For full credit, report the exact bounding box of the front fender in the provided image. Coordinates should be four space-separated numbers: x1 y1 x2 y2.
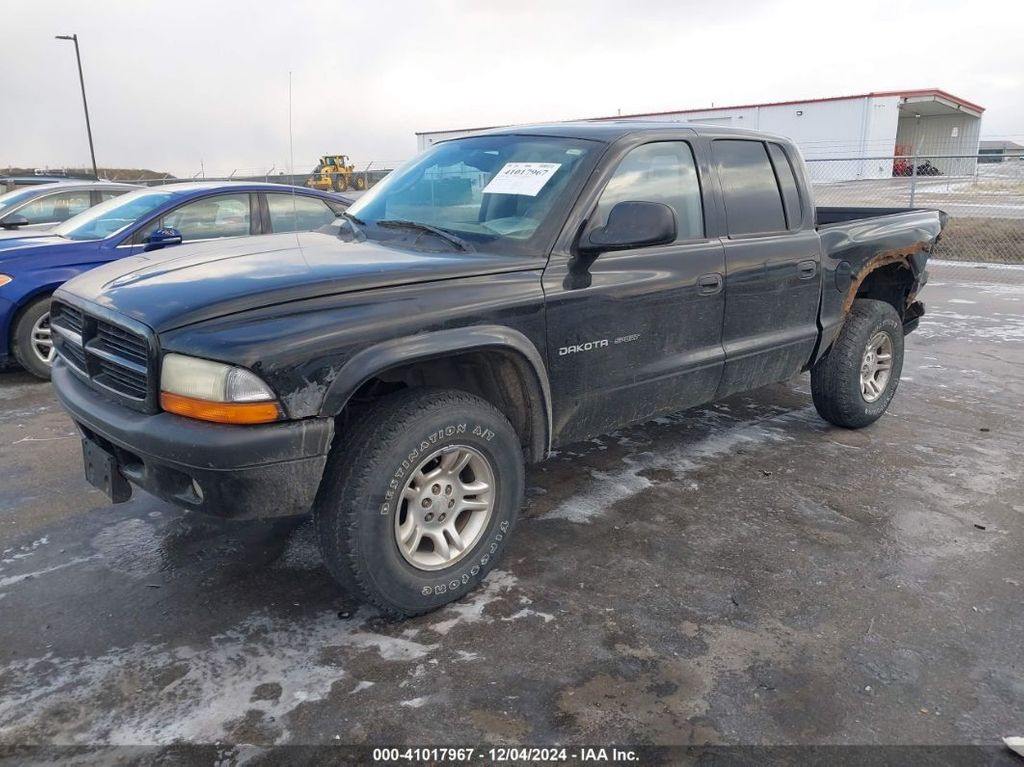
318 324 553 457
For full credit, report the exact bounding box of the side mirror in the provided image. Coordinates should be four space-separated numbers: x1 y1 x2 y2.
0 214 30 230
581 201 676 253
143 227 183 252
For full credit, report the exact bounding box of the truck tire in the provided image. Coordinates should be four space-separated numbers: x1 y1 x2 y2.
332 175 349 193
810 298 904 429
12 295 56 380
313 387 524 618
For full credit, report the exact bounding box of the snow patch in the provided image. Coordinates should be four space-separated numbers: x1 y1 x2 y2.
428 569 518 635
917 310 1024 344
0 556 99 589
501 608 555 623
0 607 435 745
542 412 799 523
1 536 49 565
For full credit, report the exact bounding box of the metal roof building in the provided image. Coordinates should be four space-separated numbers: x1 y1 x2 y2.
416 89 985 181
978 140 1024 162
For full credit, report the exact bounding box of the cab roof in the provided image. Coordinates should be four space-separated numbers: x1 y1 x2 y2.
466 119 792 145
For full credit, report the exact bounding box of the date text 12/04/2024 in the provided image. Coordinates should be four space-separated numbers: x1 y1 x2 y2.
371 746 640 762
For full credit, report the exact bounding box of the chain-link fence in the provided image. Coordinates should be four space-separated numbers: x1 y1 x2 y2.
806 153 1024 265
125 159 411 194
2 160 409 195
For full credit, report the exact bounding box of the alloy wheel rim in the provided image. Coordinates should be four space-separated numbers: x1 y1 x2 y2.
860 330 893 403
31 312 55 366
394 444 495 571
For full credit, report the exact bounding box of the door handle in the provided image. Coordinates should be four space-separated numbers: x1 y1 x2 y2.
697 273 723 295
798 260 818 279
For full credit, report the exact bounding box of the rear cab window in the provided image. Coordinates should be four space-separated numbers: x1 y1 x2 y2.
767 143 803 229
711 139 787 236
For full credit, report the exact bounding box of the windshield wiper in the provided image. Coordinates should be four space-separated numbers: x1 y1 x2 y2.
374 219 473 252
342 210 365 226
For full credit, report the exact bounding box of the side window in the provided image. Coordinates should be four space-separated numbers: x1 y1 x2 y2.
160 193 252 241
266 194 338 232
712 140 786 236
17 190 92 224
767 143 802 229
99 190 127 202
593 142 704 242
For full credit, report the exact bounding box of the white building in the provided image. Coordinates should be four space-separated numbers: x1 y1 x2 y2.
415 89 985 181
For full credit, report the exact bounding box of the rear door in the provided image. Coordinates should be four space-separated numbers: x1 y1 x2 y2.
263 192 340 233
542 138 726 444
710 139 821 397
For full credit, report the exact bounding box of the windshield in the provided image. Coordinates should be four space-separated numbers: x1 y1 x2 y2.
52 189 176 241
0 187 46 213
346 134 599 255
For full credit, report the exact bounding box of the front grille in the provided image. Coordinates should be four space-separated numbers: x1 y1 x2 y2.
61 340 88 371
94 358 149 399
51 300 154 409
95 321 148 367
53 304 84 335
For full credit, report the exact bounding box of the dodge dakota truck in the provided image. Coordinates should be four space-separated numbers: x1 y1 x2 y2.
49 123 946 617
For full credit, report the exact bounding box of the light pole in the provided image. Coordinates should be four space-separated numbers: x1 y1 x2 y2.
55 34 97 179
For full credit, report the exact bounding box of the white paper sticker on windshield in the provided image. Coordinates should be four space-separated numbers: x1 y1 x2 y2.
482 162 561 197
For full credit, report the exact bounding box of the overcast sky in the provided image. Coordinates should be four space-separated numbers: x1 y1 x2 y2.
2 0 1022 177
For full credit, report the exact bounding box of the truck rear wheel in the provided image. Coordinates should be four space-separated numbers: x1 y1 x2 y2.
810 298 904 429
313 387 524 618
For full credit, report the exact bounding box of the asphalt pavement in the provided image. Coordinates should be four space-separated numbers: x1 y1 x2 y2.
0 261 1022 755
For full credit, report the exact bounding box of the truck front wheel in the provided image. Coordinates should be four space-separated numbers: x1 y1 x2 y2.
313 387 524 618
810 298 905 429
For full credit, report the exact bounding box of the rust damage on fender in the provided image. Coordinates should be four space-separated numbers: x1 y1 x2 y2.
841 241 928 315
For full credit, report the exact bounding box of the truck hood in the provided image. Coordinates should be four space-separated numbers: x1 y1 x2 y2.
57 231 536 332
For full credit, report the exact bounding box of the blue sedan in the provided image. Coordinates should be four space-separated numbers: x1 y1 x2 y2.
0 182 350 378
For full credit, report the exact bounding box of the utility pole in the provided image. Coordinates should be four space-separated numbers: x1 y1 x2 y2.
55 34 98 178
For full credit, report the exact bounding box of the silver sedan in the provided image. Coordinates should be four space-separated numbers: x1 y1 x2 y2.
0 181 138 238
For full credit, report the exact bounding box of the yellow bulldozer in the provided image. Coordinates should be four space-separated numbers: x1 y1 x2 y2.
305 154 367 193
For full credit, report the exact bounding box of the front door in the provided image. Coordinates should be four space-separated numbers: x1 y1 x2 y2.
119 192 259 256
542 140 726 445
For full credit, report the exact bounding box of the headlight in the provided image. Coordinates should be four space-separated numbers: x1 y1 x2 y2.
0 274 12 288
159 353 281 424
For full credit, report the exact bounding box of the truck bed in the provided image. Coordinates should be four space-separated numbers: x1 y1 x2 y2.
813 205 948 353
816 206 944 228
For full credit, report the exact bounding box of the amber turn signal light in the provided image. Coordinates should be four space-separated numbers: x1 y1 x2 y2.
160 392 281 425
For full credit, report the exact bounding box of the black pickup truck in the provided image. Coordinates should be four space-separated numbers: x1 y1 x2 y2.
50 122 946 617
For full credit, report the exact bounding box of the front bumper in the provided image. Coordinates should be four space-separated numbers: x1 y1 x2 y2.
52 359 334 519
